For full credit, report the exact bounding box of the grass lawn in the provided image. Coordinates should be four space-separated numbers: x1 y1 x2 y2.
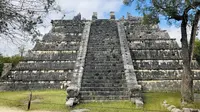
0 90 199 112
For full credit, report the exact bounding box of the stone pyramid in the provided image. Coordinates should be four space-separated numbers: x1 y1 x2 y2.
0 12 200 107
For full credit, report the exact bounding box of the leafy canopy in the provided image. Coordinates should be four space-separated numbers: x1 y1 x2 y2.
124 0 200 25
0 0 60 42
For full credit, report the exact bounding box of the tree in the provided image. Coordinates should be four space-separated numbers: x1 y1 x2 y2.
0 0 60 42
0 55 22 76
194 39 200 64
124 0 200 103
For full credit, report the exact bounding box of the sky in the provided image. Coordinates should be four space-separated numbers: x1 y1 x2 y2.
0 0 199 56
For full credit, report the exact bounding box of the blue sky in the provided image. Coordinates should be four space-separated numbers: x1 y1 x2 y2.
0 0 198 56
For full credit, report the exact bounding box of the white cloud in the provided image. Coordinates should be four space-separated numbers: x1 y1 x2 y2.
162 25 200 47
162 26 182 46
0 0 123 56
56 0 122 19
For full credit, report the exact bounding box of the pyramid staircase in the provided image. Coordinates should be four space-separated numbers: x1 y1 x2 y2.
80 20 128 101
66 20 143 107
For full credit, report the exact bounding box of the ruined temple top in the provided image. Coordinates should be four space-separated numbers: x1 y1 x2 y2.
51 12 143 26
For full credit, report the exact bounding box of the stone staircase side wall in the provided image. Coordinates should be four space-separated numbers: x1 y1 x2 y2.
66 21 91 101
117 22 142 98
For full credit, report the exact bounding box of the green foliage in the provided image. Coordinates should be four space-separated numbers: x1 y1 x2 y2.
142 12 160 25
123 0 134 6
0 55 22 66
0 63 3 77
0 55 22 76
123 0 200 26
194 39 200 64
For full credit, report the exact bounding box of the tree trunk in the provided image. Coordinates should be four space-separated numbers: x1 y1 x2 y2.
189 10 200 63
180 18 194 103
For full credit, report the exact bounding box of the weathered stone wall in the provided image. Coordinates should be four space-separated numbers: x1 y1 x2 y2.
33 41 79 51
118 21 142 104
52 20 85 33
139 80 200 92
0 81 67 91
123 17 200 92
24 51 77 61
0 20 86 90
135 70 200 80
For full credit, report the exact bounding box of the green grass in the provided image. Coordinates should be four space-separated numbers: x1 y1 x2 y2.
75 101 141 112
0 90 69 112
0 90 200 112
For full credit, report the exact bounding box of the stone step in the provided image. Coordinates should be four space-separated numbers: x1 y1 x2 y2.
0 81 63 91
131 50 181 60
23 53 77 61
129 40 179 50
52 26 83 33
80 95 129 100
135 70 200 80
87 45 120 47
9 72 71 81
13 62 75 70
80 87 127 91
82 76 125 80
80 91 128 96
85 58 122 62
133 60 200 70
13 62 74 70
83 62 123 67
83 69 124 72
86 44 119 46
42 33 82 42
81 79 126 84
82 75 124 80
88 40 119 43
33 42 79 51
81 83 126 87
82 73 125 77
84 66 124 70
84 61 123 64
86 51 121 54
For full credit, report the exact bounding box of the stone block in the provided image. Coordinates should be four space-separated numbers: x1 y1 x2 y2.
71 109 90 112
135 98 144 108
66 98 75 107
67 85 79 98
92 12 97 20
167 105 176 111
110 11 115 20
171 108 182 112
162 103 170 107
130 85 141 92
183 108 191 112
1 63 12 78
